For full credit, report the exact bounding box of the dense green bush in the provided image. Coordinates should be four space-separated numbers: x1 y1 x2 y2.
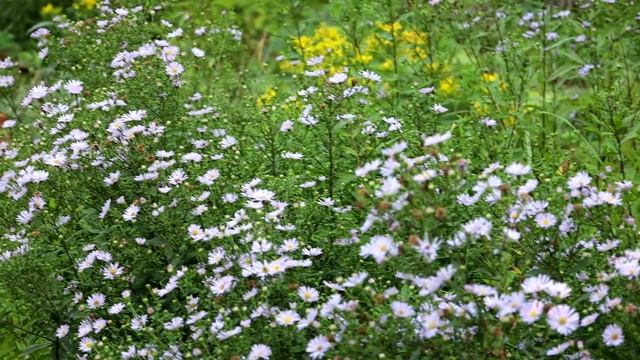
1 0 639 359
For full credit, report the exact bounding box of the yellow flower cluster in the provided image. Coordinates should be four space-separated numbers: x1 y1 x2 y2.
294 24 349 60
438 76 458 95
482 71 498 82
285 22 429 74
75 0 98 10
282 24 351 74
41 0 96 17
282 22 509 100
41 3 62 16
369 22 428 66
256 87 277 107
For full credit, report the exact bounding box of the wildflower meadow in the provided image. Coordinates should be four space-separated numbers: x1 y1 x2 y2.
1 0 640 359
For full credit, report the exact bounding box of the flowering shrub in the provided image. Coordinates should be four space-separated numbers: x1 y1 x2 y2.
1 0 640 359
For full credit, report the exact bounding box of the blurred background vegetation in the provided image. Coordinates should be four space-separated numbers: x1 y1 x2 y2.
0 0 96 79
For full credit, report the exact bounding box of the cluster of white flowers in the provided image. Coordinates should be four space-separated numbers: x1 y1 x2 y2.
350 131 637 357
0 1 638 359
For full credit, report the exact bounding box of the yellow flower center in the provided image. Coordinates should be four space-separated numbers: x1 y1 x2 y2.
558 316 567 325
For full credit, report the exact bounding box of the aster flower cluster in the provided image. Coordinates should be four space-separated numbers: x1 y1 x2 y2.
1 1 640 359
345 133 639 357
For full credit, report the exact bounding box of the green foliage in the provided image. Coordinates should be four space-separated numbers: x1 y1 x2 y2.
0 0 640 359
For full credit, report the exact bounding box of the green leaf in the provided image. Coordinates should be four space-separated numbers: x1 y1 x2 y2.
20 342 51 357
544 36 577 52
621 121 640 145
149 237 170 247
549 65 581 81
